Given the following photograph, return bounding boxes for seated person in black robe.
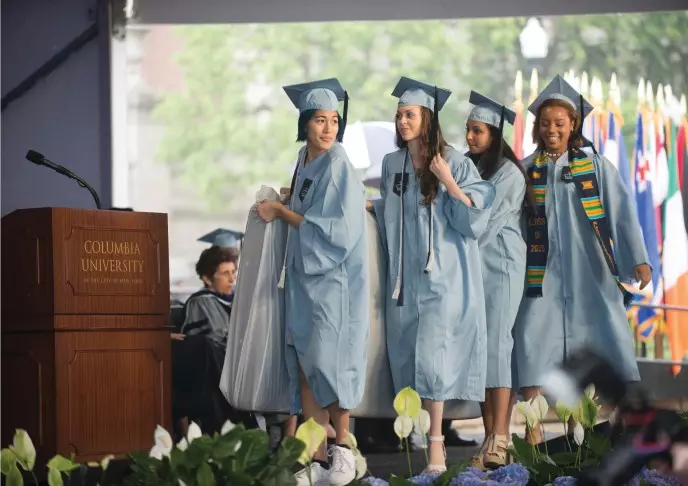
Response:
[171,246,257,437]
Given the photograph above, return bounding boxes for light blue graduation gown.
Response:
[513,153,649,387]
[475,158,527,390]
[284,143,370,414]
[374,147,495,402]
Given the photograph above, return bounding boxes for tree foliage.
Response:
[152,12,688,206]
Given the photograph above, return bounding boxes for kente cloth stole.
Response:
[525,149,632,306]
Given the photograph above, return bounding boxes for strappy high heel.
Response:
[422,435,447,474]
[471,436,489,469]
[483,434,509,469]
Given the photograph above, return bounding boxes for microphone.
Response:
[25,150,102,209]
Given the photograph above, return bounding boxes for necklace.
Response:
[545,151,565,159]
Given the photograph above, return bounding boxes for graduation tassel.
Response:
[338,91,349,143]
[423,87,440,274]
[431,87,439,157]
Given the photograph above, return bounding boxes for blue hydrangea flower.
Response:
[639,468,682,486]
[450,466,489,485]
[409,472,441,485]
[363,477,390,486]
[551,477,577,486]
[487,463,530,484]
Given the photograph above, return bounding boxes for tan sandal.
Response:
[471,437,489,469]
[483,434,509,469]
[422,435,447,474]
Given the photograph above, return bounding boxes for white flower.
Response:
[220,420,235,435]
[176,438,189,451]
[234,441,242,452]
[585,384,596,400]
[413,409,431,435]
[394,415,413,439]
[515,400,538,428]
[179,480,188,486]
[530,395,550,421]
[573,422,585,446]
[187,422,202,443]
[149,425,173,459]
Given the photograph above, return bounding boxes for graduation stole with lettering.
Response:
[525,148,632,306]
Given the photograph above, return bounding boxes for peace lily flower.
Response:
[176,438,189,452]
[10,429,36,471]
[530,395,550,422]
[221,420,235,435]
[150,425,173,459]
[354,453,368,479]
[295,418,327,465]
[555,401,572,424]
[515,400,538,429]
[413,409,431,436]
[393,387,422,419]
[573,422,585,446]
[393,415,414,439]
[187,422,202,443]
[584,384,596,400]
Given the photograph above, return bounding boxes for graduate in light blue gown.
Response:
[370,77,495,473]
[256,78,369,486]
[464,91,536,469]
[512,75,652,443]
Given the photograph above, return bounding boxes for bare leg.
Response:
[423,399,446,468]
[300,371,329,461]
[327,403,351,445]
[490,388,512,436]
[326,422,337,440]
[507,390,517,438]
[480,399,494,437]
[283,415,298,437]
[521,387,543,444]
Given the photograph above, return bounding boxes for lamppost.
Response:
[519,17,550,73]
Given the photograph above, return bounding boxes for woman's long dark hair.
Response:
[395,107,449,206]
[478,125,537,213]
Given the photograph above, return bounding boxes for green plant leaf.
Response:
[47,455,80,473]
[197,461,215,486]
[549,452,578,466]
[580,457,601,468]
[210,435,242,461]
[11,430,36,472]
[587,432,611,457]
[1,448,17,475]
[5,463,23,486]
[186,436,214,468]
[275,437,305,469]
[389,475,415,486]
[580,394,599,429]
[234,429,270,472]
[509,434,537,467]
[48,468,64,486]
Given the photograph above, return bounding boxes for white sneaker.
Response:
[293,462,330,486]
[328,446,356,486]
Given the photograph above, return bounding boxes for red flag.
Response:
[513,100,524,159]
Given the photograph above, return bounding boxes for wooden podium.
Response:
[1,208,172,465]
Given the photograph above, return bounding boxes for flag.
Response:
[654,112,670,243]
[604,111,633,193]
[633,111,663,346]
[513,100,524,159]
[661,118,688,374]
